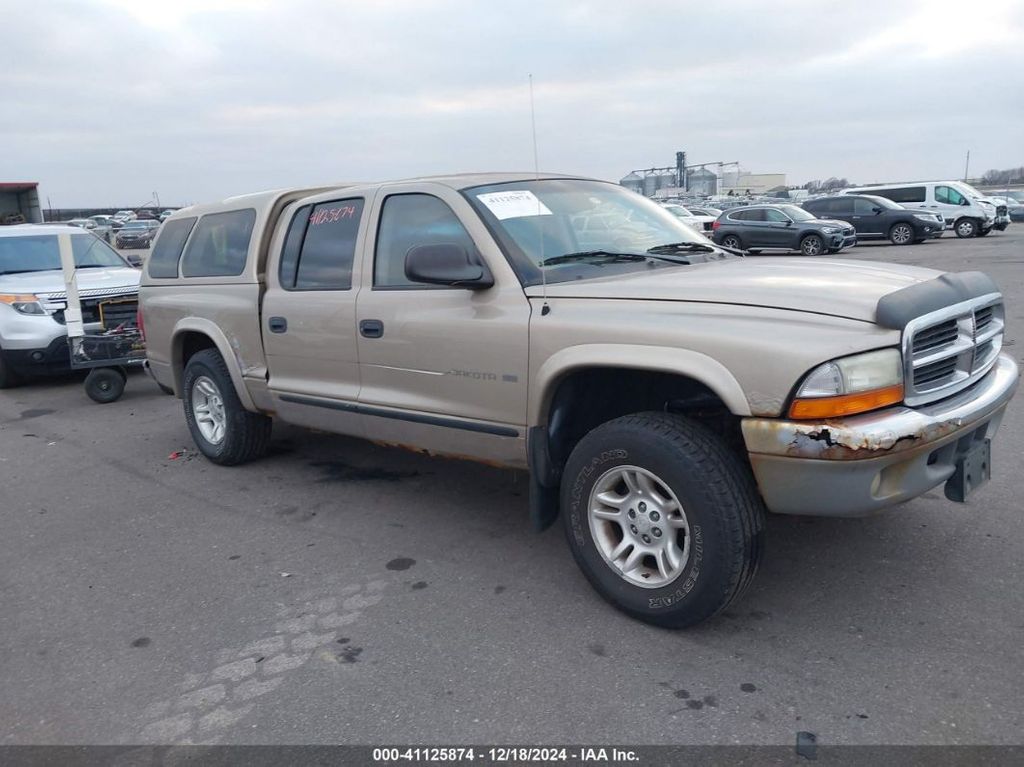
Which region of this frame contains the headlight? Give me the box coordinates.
[913,214,934,222]
[789,348,903,419]
[0,294,47,316]
[821,227,839,234]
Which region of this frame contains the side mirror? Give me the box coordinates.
[873,206,884,214]
[784,219,793,226]
[404,243,494,289]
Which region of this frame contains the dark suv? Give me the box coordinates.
[802,194,943,245]
[710,204,856,256]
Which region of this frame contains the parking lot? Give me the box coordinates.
[1,229,1021,747]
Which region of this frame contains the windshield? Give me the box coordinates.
[464,179,718,286]
[778,205,815,221]
[0,234,128,275]
[122,221,149,229]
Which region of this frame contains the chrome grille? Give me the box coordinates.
[903,294,1004,406]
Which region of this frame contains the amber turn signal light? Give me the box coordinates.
[788,384,904,420]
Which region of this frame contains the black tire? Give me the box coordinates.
[84,368,126,403]
[560,412,765,628]
[721,234,742,250]
[976,227,991,237]
[954,218,977,238]
[0,347,22,389]
[888,222,914,246]
[182,348,272,465]
[799,234,824,256]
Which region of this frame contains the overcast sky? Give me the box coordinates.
[2,0,1022,206]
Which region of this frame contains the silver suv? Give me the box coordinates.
[0,225,140,387]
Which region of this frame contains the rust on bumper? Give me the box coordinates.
[740,354,1019,517]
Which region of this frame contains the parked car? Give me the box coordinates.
[841,182,995,238]
[659,203,715,234]
[988,193,1024,222]
[159,209,176,221]
[711,204,856,255]
[686,206,723,218]
[802,194,943,245]
[113,210,137,222]
[0,225,139,387]
[140,173,1018,629]
[115,220,159,251]
[66,218,99,231]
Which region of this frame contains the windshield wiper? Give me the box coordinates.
[0,269,47,275]
[646,241,716,255]
[539,250,650,266]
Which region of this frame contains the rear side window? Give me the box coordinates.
[731,209,763,222]
[867,187,925,204]
[147,217,196,278]
[279,199,364,290]
[180,209,256,278]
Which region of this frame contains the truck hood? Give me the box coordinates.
[0,266,141,296]
[524,257,942,323]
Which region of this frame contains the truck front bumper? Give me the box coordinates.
[741,354,1019,517]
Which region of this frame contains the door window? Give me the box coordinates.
[853,198,880,215]
[935,186,967,206]
[763,208,790,223]
[731,209,764,221]
[279,199,364,290]
[374,194,476,288]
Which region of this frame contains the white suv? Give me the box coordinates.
[0,225,140,387]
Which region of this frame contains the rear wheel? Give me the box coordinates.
[183,349,272,465]
[721,234,742,250]
[954,218,978,238]
[800,234,824,256]
[84,368,126,403]
[560,412,765,628]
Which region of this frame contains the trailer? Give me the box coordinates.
[0,182,43,225]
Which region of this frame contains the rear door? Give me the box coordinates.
[262,196,369,436]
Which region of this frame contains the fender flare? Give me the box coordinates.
[170,317,258,411]
[529,344,751,427]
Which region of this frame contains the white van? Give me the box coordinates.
[841,181,995,238]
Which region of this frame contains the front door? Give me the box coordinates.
[354,184,531,467]
[761,207,795,246]
[262,195,368,436]
[851,197,885,236]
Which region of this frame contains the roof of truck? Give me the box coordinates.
[0,223,83,237]
[175,173,597,217]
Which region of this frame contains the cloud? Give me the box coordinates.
[1,0,1021,205]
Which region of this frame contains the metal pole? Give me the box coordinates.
[964,150,970,182]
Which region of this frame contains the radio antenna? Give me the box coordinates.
[529,73,550,315]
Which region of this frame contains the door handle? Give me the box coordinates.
[268,316,288,333]
[360,319,384,338]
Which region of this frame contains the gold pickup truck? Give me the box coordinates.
[139,173,1019,628]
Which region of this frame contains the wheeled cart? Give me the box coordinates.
[57,232,145,403]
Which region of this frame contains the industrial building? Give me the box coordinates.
[620,154,786,198]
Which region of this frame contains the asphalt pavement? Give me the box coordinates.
[1,228,1022,747]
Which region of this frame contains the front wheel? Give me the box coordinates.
[560,412,765,628]
[954,218,978,238]
[976,227,991,237]
[0,347,22,389]
[183,349,272,465]
[800,234,824,256]
[889,223,914,245]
